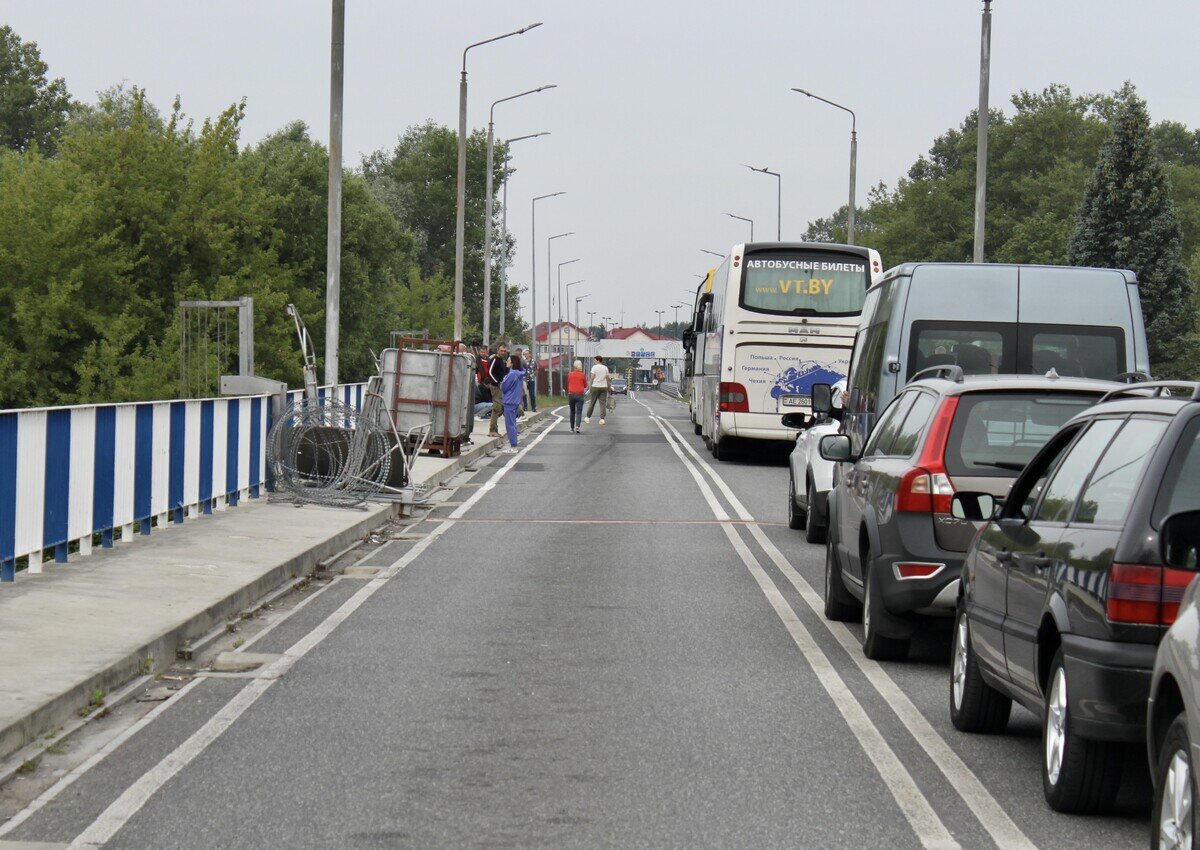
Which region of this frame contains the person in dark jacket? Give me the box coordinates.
[486,343,509,437]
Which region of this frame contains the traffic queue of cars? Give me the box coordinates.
[775,261,1200,838]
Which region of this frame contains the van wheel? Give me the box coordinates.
[788,474,806,530]
[862,567,909,661]
[824,541,861,622]
[1153,714,1195,850]
[950,603,1011,733]
[804,479,826,544]
[1041,649,1122,813]
[693,422,702,436]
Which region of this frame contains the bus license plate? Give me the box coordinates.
[780,395,810,409]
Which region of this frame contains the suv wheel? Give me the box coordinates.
[788,474,806,530]
[1042,649,1122,813]
[861,566,909,661]
[949,604,1011,733]
[804,479,826,544]
[823,541,861,622]
[1153,714,1195,850]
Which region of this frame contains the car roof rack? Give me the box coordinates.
[1097,380,1200,405]
[908,364,965,385]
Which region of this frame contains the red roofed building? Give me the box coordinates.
[604,327,669,342]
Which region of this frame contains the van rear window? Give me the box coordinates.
[907,321,1126,380]
[945,392,1099,478]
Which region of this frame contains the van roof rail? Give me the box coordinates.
[1097,380,1200,405]
[1114,371,1152,384]
[908,364,965,384]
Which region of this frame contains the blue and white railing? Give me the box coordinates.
[286,382,369,410]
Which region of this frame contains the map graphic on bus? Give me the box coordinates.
[768,359,850,400]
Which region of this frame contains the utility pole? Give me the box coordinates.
[973,0,993,263]
[323,0,344,386]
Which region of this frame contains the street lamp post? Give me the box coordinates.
[726,213,754,241]
[574,293,589,347]
[324,0,345,386]
[587,310,596,331]
[499,132,548,338]
[654,309,665,336]
[670,303,685,338]
[531,192,564,380]
[557,258,581,392]
[454,22,543,342]
[547,233,573,391]
[792,87,857,245]
[700,249,724,259]
[483,86,555,347]
[973,0,993,263]
[744,165,781,240]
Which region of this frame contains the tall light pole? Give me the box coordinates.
[670,303,685,337]
[324,0,344,386]
[792,88,857,245]
[499,133,548,338]
[726,213,754,241]
[701,249,724,259]
[744,165,781,240]
[557,258,580,392]
[531,193,563,379]
[483,86,554,346]
[454,22,542,342]
[587,310,596,330]
[973,0,993,263]
[547,232,573,390]
[574,293,589,345]
[654,309,665,335]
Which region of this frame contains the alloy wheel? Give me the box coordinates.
[1160,748,1194,850]
[1045,667,1067,786]
[952,614,968,710]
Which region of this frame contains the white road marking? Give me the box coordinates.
[642,394,1035,850]
[643,406,959,850]
[65,415,564,848]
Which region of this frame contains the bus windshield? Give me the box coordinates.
[740,251,869,316]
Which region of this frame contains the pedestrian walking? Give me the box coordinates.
[566,359,587,433]
[523,348,538,413]
[500,353,526,454]
[486,343,509,437]
[584,355,610,426]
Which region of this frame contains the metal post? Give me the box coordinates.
[324,0,344,386]
[848,126,858,246]
[500,149,508,339]
[973,0,993,263]
[482,120,495,345]
[531,192,563,394]
[238,296,254,375]
[453,70,468,341]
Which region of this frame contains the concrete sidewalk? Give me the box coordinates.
[0,408,552,764]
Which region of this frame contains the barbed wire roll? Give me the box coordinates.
[266,398,391,508]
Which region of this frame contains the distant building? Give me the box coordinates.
[604,327,670,342]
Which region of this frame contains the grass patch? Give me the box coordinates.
[76,688,105,717]
[17,756,39,774]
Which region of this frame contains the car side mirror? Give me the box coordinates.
[1161,510,1200,570]
[819,433,853,462]
[811,383,833,419]
[781,413,809,430]
[951,492,997,521]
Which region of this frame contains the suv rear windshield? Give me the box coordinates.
[945,392,1100,478]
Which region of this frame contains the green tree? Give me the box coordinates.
[0,26,71,154]
[1067,84,1194,370]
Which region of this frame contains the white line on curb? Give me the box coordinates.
[641,393,1035,850]
[64,414,564,848]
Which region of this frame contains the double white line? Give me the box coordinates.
[635,395,1034,850]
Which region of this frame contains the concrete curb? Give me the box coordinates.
[0,408,554,766]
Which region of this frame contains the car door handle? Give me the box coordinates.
[995,550,1013,563]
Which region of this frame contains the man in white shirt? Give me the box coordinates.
[583,355,611,426]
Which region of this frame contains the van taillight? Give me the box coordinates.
[1107,563,1195,625]
[719,382,749,413]
[897,397,959,514]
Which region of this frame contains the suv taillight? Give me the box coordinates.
[1107,563,1195,625]
[897,397,959,514]
[719,382,749,413]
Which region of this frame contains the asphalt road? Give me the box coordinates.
[1,391,1152,848]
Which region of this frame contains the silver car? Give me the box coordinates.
[1147,507,1200,848]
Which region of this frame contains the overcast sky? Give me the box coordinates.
[5,1,1199,333]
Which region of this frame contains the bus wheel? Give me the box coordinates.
[713,436,734,461]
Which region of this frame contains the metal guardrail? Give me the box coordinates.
[0,382,370,583]
[657,382,682,399]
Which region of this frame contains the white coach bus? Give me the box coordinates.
[697,241,882,460]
